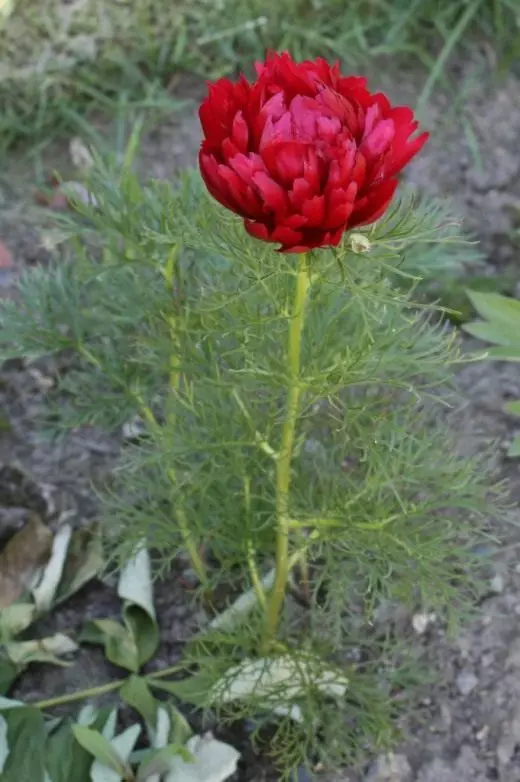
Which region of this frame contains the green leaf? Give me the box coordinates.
[81,619,139,673]
[0,714,8,772]
[148,672,216,707]
[0,603,36,637]
[1,706,47,782]
[466,290,520,329]
[119,676,157,729]
[90,724,141,782]
[118,547,159,668]
[45,719,92,782]
[507,434,520,458]
[486,347,520,361]
[0,659,20,695]
[504,401,520,417]
[463,320,520,350]
[71,725,127,776]
[136,744,192,782]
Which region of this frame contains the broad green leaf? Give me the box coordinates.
[118,547,159,667]
[463,320,520,350]
[1,706,47,782]
[162,733,240,782]
[504,401,520,417]
[0,659,19,695]
[119,676,157,729]
[53,525,104,606]
[137,745,192,782]
[466,290,520,329]
[0,714,8,772]
[148,670,217,707]
[32,525,72,612]
[81,619,139,673]
[508,435,520,458]
[166,704,192,747]
[5,633,77,667]
[45,718,92,782]
[72,726,126,776]
[486,347,520,361]
[90,724,141,782]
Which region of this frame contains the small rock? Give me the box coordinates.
[365,753,412,782]
[490,574,505,594]
[412,612,436,635]
[475,725,489,742]
[455,669,478,696]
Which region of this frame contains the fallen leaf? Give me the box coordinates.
[163,733,240,782]
[0,515,52,610]
[0,603,36,637]
[5,633,77,666]
[0,242,14,270]
[53,524,104,606]
[69,138,95,171]
[32,524,72,611]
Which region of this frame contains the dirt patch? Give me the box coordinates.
[1,60,520,782]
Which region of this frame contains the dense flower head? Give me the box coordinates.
[198,52,428,253]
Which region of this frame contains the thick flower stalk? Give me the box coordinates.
[199,51,428,252]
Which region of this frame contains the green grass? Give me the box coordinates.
[0,0,519,149]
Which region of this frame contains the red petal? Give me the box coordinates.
[262,141,305,185]
[301,195,325,226]
[252,171,287,213]
[360,119,395,159]
[349,178,398,227]
[232,111,249,153]
[384,131,429,178]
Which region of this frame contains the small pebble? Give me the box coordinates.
[456,669,478,696]
[490,574,505,594]
[476,725,489,742]
[365,752,412,782]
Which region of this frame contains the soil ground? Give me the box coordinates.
[1,55,520,781]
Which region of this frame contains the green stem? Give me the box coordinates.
[32,663,187,711]
[164,246,210,591]
[33,679,125,710]
[264,253,311,643]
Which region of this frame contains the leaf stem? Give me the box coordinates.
[31,664,188,711]
[264,253,311,644]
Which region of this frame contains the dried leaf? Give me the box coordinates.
[32,524,72,611]
[0,242,14,270]
[5,632,77,666]
[69,138,95,171]
[0,603,36,637]
[0,515,52,610]
[163,733,240,782]
[53,524,104,606]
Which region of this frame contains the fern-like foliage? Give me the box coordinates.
[0,146,505,774]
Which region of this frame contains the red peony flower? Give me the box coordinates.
[198,52,428,253]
